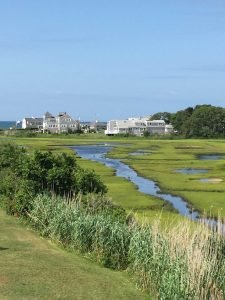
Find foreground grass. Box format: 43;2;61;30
0;209;148;300
25;194;225;299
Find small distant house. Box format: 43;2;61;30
43;112;80;133
22;117;43;131
90;120;107;132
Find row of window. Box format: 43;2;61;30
47;124;77;128
58;118;72;122
146;122;165;126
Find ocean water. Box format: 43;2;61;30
0;121;18;129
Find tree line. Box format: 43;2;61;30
150;104;225;138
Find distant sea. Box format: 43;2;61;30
0;121;19;129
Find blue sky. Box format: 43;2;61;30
1;0;225;121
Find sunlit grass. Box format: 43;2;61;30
28;194;225;299
2;135;225;219
0;209;147;300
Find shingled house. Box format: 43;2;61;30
43;112;80;133
22;117;43;131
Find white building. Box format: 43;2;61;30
22;117;43;130
105;117;173;136
165;124;174;134
105;117;146;136
145;120;166;134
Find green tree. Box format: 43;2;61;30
170;105;225;137
150;112;172;124
188;105;225;137
0;144;107;215
171;107;193;134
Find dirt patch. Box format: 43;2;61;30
200;178;223;183
175;146;203;149
0;276;9;286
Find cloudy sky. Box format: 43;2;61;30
1;0;225;121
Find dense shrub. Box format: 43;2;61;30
0;143;107;215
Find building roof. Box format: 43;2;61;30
113;119;146;128
44;112;54;118
24;117;43;122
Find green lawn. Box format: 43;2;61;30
0;209;148;300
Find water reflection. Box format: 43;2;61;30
175;168;208;175
199;154;222;160
129;150;150;156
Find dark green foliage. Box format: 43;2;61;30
171;105;225;137
22;150;77;195
0;143;107;215
143;131;150;137
74;168;107;194
92;215;131;269
150;112;172;124
76;194;129;224
151;105;225;138
171;107;193;135
0;142;27;170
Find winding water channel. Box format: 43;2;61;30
72;144;199;220
72;144;225;233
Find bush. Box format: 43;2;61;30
0;143;107;215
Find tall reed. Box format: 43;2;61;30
28;194;225;299
129;219;225;299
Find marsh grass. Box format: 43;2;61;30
29;194;131;269
28;194;225;299
5;135;225;219
129;217;225;299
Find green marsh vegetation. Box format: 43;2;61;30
1;140;225;298
109;139;225;219
0;142;148;299
9;192;225;299
1;135;225;219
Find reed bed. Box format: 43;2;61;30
28;194;225;299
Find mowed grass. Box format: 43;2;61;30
0;209;148;300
